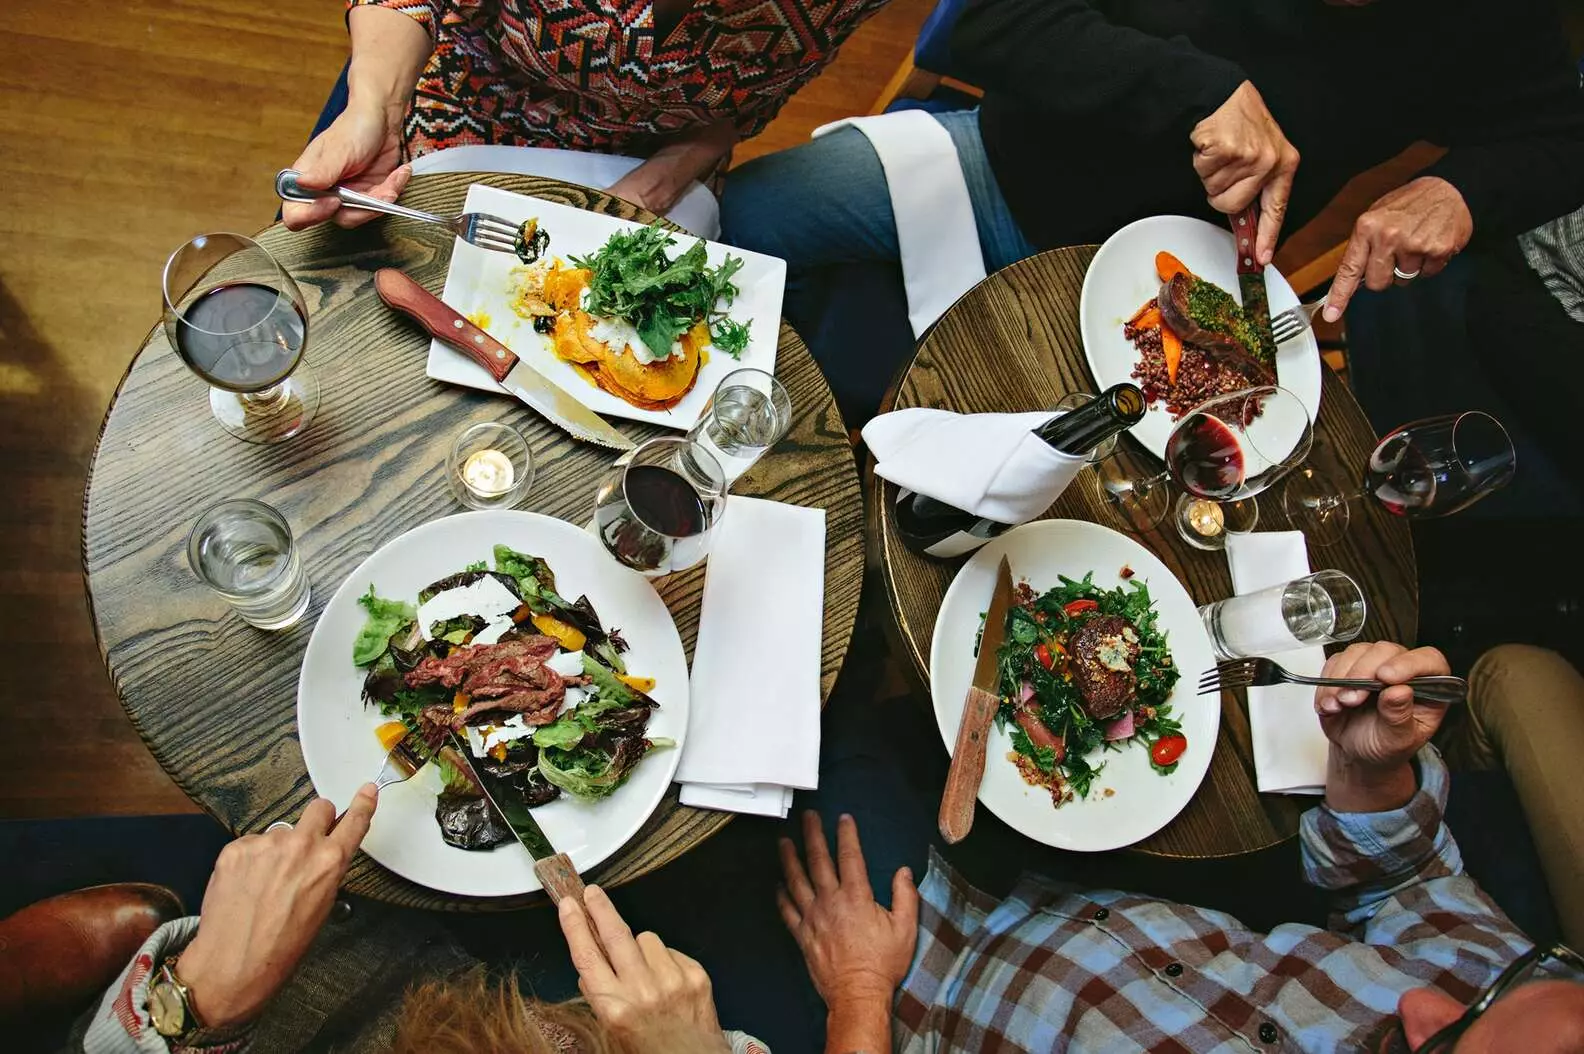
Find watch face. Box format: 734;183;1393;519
149;982;186;1036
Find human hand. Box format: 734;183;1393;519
281;103;410;231
558;884;731;1053
1190;81;1300;265
175;785;378;1029
777;812;918;1014
1322;176;1473;321
1316;642;1453;772
607;164;681;216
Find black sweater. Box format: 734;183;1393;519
950;0;1584;251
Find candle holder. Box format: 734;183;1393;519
447;422;535;510
1174;493;1258;552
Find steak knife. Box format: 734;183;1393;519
1230;204;1279;364
374;269;635;452
446;734;586;905
939;556;1016;844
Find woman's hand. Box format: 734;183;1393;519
606;120;737;216
558;884;732;1053
1189;81;1301;265
175;785;379;1029
281;103;410;231
1321;176;1473;320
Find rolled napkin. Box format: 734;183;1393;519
862;408;1085;526
676;496;826;818
1224;531;1330;795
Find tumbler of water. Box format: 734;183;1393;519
187;499;311;630
685;369;792;484
1199;570;1366;659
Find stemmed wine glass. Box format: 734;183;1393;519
1282;411;1516;546
162;233;318;444
593;437;728;576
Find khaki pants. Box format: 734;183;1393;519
1446;645;1584;948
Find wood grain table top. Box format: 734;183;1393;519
82;172;864;910
868;246;1419;859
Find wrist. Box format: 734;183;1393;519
1324;751;1418;814
825;990;892;1054
173;936;247;1030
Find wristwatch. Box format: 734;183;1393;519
147;956;204;1041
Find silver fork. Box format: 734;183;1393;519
1198;657;1468;705
330;726;445;827
274;169;521;255
1270;297;1328;345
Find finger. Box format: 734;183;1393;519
834;814;871;892
1421;255;1452;279
889;867;920;937
331;170;407;230
282;198;342;231
1207;171;1268;216
778;836;815;913
801;810;839;894
299;797;337;836
635;931;679;980
1323;232;1374;321
1375;646;1450;684
775;885;803;935
1198;155;1261;196
558;893;616;988
326;783;379;856
1314;645;1366;713
582;885;645;977
1392;251;1425;286
1334;641;1410;706
1362;238;1400;293
1256;155;1297;265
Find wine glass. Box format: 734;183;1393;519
161;233;318;443
593;437;728;576
1282;411;1516;546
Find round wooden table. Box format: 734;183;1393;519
83;173;864;910
869;246;1418;858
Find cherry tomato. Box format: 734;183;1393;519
1034;642;1055;670
1150;734;1187;767
1064;599;1100;616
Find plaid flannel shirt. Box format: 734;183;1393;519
896;746;1547;1052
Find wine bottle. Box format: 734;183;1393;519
894;384;1147;559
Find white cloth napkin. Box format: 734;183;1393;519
813;112;985;337
862;408;1086;525
676;496;826;817
1224;531;1329;795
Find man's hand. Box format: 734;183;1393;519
1190;81;1300;265
175;785;378;1029
282;104;410;231
558;885;731;1053
1316;643;1452;813
1322;177;1473;321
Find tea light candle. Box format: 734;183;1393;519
461;448;515;497
1185;498;1225;539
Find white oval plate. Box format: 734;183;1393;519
297;510;688;897
1079;215;1322;460
929;519;1218;852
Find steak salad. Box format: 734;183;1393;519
990;572;1185;807
353;544;672;851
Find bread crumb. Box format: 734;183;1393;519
1120;564;1135;580
1103;787;1116;798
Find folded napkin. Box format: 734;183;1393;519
1224;531;1330;795
676;496;826;818
862;408;1086;526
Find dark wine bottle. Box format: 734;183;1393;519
894;384;1147;559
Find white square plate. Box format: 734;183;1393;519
428;184;786;431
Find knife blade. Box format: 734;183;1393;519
1230;204;1279;364
374;269;635;452
446;734;586;905
938;555;1016;844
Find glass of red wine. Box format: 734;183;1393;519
593;437;728;576
161;233;317;444
1282;411;1515;546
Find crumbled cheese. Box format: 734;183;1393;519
546;650;585;677
481;714;537;753
1095;635;1135;672
415;578;522;641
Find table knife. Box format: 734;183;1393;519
373;269;635;452
938;556;1016;844
446;734;586;904
1230;204;1279;364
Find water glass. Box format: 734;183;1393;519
684;369;792;484
1199;570;1366;659
593;437;727;576
447;422;535;510
188;500;311;629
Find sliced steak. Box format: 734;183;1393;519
1070;614;1140;720
406;636;560;691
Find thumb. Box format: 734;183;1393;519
1377;686;1417;728
890;866;919;934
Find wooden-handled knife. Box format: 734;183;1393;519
938;556;1016;844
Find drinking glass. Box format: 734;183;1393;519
684;368;792;484
1199;570;1366;659
447;422;535;510
162;233;318;444
188;499;311;629
593;437;727;576
1282;411;1516;547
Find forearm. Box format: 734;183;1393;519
1428;136;1584;242
824;995;891;1054
1324;749;1417;815
346;6;434;121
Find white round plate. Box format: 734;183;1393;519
929;519;1218;852
297;510;688;897
1079;215;1322;460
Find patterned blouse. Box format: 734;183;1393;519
347;0;890;159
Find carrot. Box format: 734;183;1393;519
1131;305;1162;331
1155;251;1192;283
1161;324;1183;385
1127;299;1158;326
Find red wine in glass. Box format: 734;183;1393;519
1165;412;1247;499
175;282;306;393
592;438;727;577
625;465;710;536
1364;438;1436;516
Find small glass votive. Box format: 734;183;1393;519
447;422;534;510
684;368;792;485
188;499;311;630
1199;569;1367;659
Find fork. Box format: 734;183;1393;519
1270;297;1328;345
274;169;521;255
331;726;446;826
1198;657;1468;705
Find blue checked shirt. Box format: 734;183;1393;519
896;747;1551;1052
